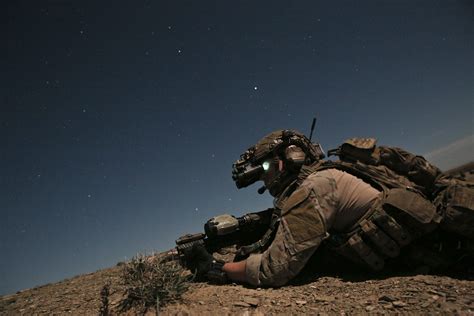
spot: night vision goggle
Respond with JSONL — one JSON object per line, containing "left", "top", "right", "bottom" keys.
{"left": 232, "top": 155, "right": 273, "bottom": 189}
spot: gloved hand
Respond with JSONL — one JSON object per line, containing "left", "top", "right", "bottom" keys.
{"left": 183, "top": 243, "right": 228, "bottom": 283}
{"left": 184, "top": 243, "right": 215, "bottom": 278}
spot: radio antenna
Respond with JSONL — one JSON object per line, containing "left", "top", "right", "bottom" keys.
{"left": 309, "top": 117, "right": 316, "bottom": 141}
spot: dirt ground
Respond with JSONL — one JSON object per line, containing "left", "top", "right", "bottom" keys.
{"left": 1, "top": 258, "right": 473, "bottom": 315}
{"left": 1, "top": 164, "right": 473, "bottom": 315}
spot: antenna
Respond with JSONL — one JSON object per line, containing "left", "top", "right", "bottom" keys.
{"left": 309, "top": 117, "right": 316, "bottom": 141}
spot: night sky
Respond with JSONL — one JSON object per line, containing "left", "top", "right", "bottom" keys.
{"left": 2, "top": 1, "right": 473, "bottom": 295}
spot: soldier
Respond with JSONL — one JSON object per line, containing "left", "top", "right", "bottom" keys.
{"left": 185, "top": 130, "right": 474, "bottom": 287}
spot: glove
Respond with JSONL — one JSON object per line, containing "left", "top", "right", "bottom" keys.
{"left": 184, "top": 243, "right": 228, "bottom": 284}
{"left": 185, "top": 243, "right": 214, "bottom": 278}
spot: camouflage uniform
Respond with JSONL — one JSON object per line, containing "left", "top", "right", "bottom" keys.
{"left": 246, "top": 169, "right": 381, "bottom": 287}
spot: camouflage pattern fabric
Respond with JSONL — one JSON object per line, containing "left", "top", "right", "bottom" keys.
{"left": 245, "top": 169, "right": 379, "bottom": 287}
{"left": 434, "top": 176, "right": 474, "bottom": 239}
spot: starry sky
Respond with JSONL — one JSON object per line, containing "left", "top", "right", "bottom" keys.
{"left": 2, "top": 1, "right": 473, "bottom": 295}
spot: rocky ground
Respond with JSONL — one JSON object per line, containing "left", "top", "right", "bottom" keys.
{"left": 1, "top": 260, "right": 473, "bottom": 315}
{"left": 1, "top": 163, "right": 473, "bottom": 315}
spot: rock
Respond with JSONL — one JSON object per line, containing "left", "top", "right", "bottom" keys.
{"left": 243, "top": 297, "right": 259, "bottom": 307}
{"left": 392, "top": 301, "right": 407, "bottom": 308}
{"left": 382, "top": 303, "right": 394, "bottom": 309}
{"left": 234, "top": 301, "right": 251, "bottom": 308}
{"left": 428, "top": 289, "right": 446, "bottom": 297}
{"left": 365, "top": 305, "right": 376, "bottom": 311}
{"left": 378, "top": 295, "right": 396, "bottom": 302}
{"left": 314, "top": 295, "right": 335, "bottom": 302}
{"left": 295, "top": 300, "right": 307, "bottom": 305}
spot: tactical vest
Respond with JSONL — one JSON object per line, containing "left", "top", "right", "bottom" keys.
{"left": 290, "top": 138, "right": 445, "bottom": 270}
{"left": 297, "top": 159, "right": 442, "bottom": 271}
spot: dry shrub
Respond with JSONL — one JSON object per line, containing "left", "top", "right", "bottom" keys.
{"left": 119, "top": 253, "right": 192, "bottom": 313}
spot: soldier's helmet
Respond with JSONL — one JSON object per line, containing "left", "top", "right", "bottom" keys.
{"left": 232, "top": 129, "right": 325, "bottom": 196}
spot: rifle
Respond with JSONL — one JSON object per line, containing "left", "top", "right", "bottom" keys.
{"left": 166, "top": 208, "right": 275, "bottom": 268}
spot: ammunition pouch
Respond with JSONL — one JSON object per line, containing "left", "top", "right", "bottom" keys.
{"left": 436, "top": 183, "right": 474, "bottom": 239}
{"left": 328, "top": 188, "right": 441, "bottom": 271}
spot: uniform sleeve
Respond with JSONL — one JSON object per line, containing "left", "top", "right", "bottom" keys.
{"left": 245, "top": 185, "right": 329, "bottom": 287}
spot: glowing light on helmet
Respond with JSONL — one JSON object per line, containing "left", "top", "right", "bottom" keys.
{"left": 262, "top": 161, "right": 270, "bottom": 171}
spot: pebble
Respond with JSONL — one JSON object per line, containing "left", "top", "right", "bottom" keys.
{"left": 379, "top": 295, "right": 396, "bottom": 302}
{"left": 313, "top": 295, "right": 335, "bottom": 302}
{"left": 243, "top": 297, "right": 259, "bottom": 307}
{"left": 365, "top": 305, "right": 376, "bottom": 311}
{"left": 234, "top": 301, "right": 251, "bottom": 308}
{"left": 382, "top": 303, "right": 394, "bottom": 309}
{"left": 296, "top": 300, "right": 307, "bottom": 305}
{"left": 392, "top": 301, "right": 408, "bottom": 308}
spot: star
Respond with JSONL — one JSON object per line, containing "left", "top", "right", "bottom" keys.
{"left": 254, "top": 86, "right": 258, "bottom": 90}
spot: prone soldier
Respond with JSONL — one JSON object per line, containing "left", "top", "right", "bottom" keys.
{"left": 181, "top": 129, "right": 474, "bottom": 287}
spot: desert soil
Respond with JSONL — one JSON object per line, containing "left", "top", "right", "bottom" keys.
{"left": 1, "top": 251, "right": 474, "bottom": 315}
